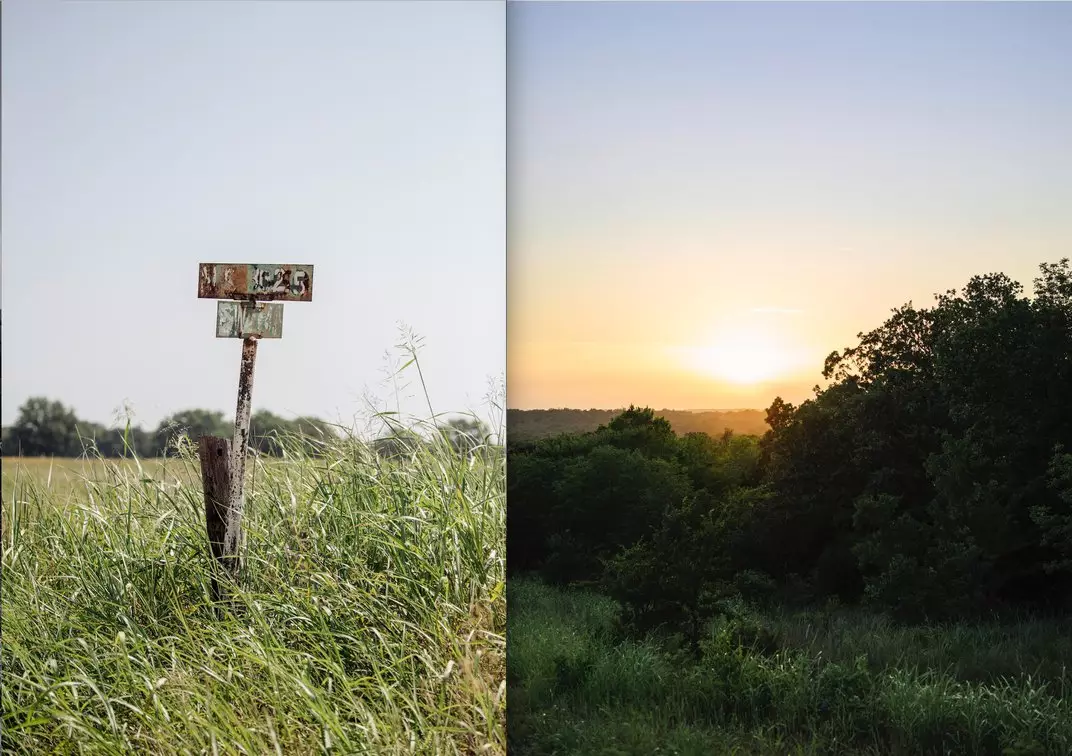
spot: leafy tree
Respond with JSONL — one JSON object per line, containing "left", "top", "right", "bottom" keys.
{"left": 249, "top": 411, "right": 338, "bottom": 456}
{"left": 9, "top": 398, "right": 82, "bottom": 457}
{"left": 1031, "top": 449, "right": 1072, "bottom": 576}
{"left": 507, "top": 433, "right": 598, "bottom": 575}
{"left": 761, "top": 260, "right": 1072, "bottom": 617}
{"left": 291, "top": 416, "right": 338, "bottom": 455}
{"left": 597, "top": 405, "right": 678, "bottom": 460}
{"left": 292, "top": 416, "right": 337, "bottom": 440}
{"left": 604, "top": 484, "right": 770, "bottom": 637}
{"left": 249, "top": 410, "right": 292, "bottom": 456}
{"left": 508, "top": 407, "right": 693, "bottom": 586}
{"left": 154, "top": 409, "right": 231, "bottom": 454}
{"left": 678, "top": 430, "right": 762, "bottom": 493}
{"left": 440, "top": 416, "right": 491, "bottom": 455}
{"left": 372, "top": 427, "right": 426, "bottom": 461}
{"left": 544, "top": 444, "right": 692, "bottom": 583}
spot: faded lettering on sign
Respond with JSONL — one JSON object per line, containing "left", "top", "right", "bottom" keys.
{"left": 216, "top": 301, "right": 284, "bottom": 339}
{"left": 248, "top": 265, "right": 311, "bottom": 299}
{"left": 199, "top": 263, "right": 314, "bottom": 302}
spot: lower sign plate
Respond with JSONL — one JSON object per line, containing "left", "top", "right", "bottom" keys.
{"left": 216, "top": 301, "right": 284, "bottom": 339}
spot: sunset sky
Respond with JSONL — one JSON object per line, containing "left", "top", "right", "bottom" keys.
{"left": 508, "top": 2, "right": 1072, "bottom": 411}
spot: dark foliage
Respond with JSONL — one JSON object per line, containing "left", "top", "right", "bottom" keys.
{"left": 508, "top": 260, "right": 1072, "bottom": 628}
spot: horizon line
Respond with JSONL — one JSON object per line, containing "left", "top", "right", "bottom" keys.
{"left": 507, "top": 406, "right": 766, "bottom": 413}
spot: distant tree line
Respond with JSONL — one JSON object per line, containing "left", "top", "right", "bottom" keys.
{"left": 368, "top": 416, "right": 496, "bottom": 461}
{"left": 1, "top": 398, "right": 496, "bottom": 461}
{"left": 509, "top": 260, "right": 1072, "bottom": 628}
{"left": 508, "top": 408, "right": 769, "bottom": 441}
{"left": 0, "top": 399, "right": 338, "bottom": 458}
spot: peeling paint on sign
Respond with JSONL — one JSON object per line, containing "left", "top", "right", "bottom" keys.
{"left": 199, "top": 263, "right": 314, "bottom": 302}
{"left": 216, "top": 301, "right": 284, "bottom": 339}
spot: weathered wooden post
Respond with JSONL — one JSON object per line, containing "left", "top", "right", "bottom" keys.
{"left": 198, "top": 435, "right": 232, "bottom": 601}
{"left": 197, "top": 263, "right": 314, "bottom": 597}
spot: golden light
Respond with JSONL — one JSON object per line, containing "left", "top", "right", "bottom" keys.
{"left": 672, "top": 323, "right": 807, "bottom": 386}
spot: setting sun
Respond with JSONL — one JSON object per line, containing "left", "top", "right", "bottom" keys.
{"left": 673, "top": 324, "right": 808, "bottom": 386}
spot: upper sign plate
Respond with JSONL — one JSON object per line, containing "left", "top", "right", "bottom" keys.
{"left": 198, "top": 263, "right": 314, "bottom": 302}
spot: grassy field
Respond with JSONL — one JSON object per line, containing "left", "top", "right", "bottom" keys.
{"left": 2, "top": 433, "right": 505, "bottom": 754}
{"left": 2, "top": 457, "right": 195, "bottom": 502}
{"left": 508, "top": 578, "right": 1072, "bottom": 756}
{"left": 1, "top": 455, "right": 285, "bottom": 504}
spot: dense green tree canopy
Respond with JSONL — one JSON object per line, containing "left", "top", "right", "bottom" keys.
{"left": 763, "top": 259, "right": 1072, "bottom": 618}
{"left": 7, "top": 398, "right": 83, "bottom": 457}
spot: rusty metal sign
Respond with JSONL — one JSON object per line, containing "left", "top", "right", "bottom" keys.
{"left": 216, "top": 301, "right": 284, "bottom": 339}
{"left": 198, "top": 263, "right": 314, "bottom": 302}
{"left": 197, "top": 261, "right": 314, "bottom": 597}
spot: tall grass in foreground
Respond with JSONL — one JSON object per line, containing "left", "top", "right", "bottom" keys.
{"left": 508, "top": 578, "right": 1071, "bottom": 756}
{"left": 2, "top": 421, "right": 505, "bottom": 754}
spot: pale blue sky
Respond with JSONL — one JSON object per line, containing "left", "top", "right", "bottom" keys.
{"left": 508, "top": 1, "right": 1072, "bottom": 409}
{"left": 3, "top": 0, "right": 504, "bottom": 431}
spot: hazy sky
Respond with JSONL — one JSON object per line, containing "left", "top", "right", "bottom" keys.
{"left": 2, "top": 1, "right": 504, "bottom": 431}
{"left": 508, "top": 1, "right": 1072, "bottom": 411}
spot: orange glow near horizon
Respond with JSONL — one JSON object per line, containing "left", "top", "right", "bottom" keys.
{"left": 506, "top": 2, "right": 1070, "bottom": 413}
{"left": 505, "top": 230, "right": 1050, "bottom": 412}
{"left": 671, "top": 322, "right": 813, "bottom": 387}
{"left": 507, "top": 316, "right": 828, "bottom": 411}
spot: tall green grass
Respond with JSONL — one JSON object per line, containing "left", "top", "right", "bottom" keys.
{"left": 2, "top": 410, "right": 505, "bottom": 754}
{"left": 508, "top": 578, "right": 1071, "bottom": 756}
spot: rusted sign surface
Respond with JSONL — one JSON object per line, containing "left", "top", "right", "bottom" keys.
{"left": 199, "top": 263, "right": 314, "bottom": 302}
{"left": 216, "top": 301, "right": 284, "bottom": 339}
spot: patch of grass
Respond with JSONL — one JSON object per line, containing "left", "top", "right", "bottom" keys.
{"left": 508, "top": 578, "right": 1071, "bottom": 756}
{"left": 2, "top": 421, "right": 505, "bottom": 753}
{"left": 763, "top": 608, "right": 1072, "bottom": 685}
{"left": 1, "top": 457, "right": 196, "bottom": 504}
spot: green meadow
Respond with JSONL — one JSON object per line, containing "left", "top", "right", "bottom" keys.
{"left": 509, "top": 578, "right": 1071, "bottom": 756}
{"left": 2, "top": 428, "right": 505, "bottom": 754}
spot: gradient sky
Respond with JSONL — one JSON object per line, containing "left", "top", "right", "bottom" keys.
{"left": 508, "top": 1, "right": 1072, "bottom": 411}
{"left": 2, "top": 1, "right": 504, "bottom": 432}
